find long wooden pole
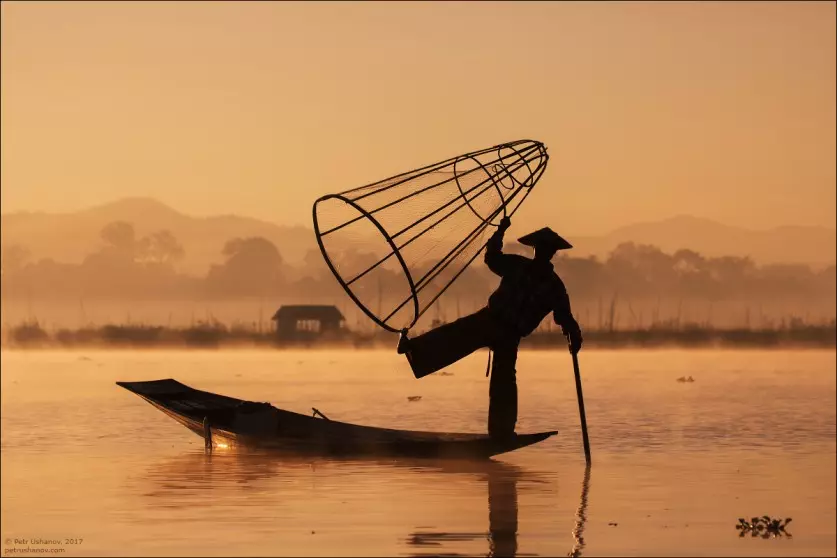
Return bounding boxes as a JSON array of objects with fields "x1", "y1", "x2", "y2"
[{"x1": 571, "y1": 350, "x2": 592, "y2": 465}]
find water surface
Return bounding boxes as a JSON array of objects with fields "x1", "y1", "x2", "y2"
[{"x1": 2, "y1": 349, "x2": 835, "y2": 556}]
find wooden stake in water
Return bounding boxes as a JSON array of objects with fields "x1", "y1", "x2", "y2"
[
  {"x1": 571, "y1": 349, "x2": 592, "y2": 465},
  {"x1": 203, "y1": 416, "x2": 213, "y2": 452}
]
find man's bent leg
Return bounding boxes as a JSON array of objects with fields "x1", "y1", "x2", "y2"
[
  {"x1": 405, "y1": 309, "x2": 493, "y2": 379},
  {"x1": 488, "y1": 339, "x2": 519, "y2": 439}
]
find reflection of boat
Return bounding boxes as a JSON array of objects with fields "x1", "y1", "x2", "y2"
[{"x1": 117, "y1": 379, "x2": 557, "y2": 459}]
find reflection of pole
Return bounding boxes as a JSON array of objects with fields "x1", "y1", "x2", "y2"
[{"x1": 568, "y1": 464, "x2": 591, "y2": 558}]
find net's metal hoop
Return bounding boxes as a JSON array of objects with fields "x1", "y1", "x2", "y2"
[
  {"x1": 453, "y1": 154, "x2": 507, "y2": 226},
  {"x1": 313, "y1": 194, "x2": 419, "y2": 333},
  {"x1": 497, "y1": 140, "x2": 544, "y2": 189},
  {"x1": 492, "y1": 163, "x2": 516, "y2": 190},
  {"x1": 313, "y1": 139, "x2": 550, "y2": 333}
]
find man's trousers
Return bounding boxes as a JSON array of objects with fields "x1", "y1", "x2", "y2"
[{"x1": 404, "y1": 308, "x2": 520, "y2": 437}]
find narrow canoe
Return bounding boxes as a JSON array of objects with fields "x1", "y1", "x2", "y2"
[{"x1": 117, "y1": 379, "x2": 557, "y2": 459}]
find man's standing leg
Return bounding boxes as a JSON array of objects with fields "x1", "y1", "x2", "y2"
[{"x1": 488, "y1": 338, "x2": 519, "y2": 439}]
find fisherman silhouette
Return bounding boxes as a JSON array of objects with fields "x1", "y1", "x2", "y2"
[{"x1": 397, "y1": 216, "x2": 583, "y2": 440}]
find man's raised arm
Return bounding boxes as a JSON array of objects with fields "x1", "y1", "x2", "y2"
[{"x1": 484, "y1": 216, "x2": 513, "y2": 277}]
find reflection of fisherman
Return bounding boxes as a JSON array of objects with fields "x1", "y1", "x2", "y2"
[
  {"x1": 405, "y1": 462, "x2": 522, "y2": 557},
  {"x1": 487, "y1": 464, "x2": 519, "y2": 557},
  {"x1": 397, "y1": 216, "x2": 583, "y2": 440}
]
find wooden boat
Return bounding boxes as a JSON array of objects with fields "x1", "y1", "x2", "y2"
[{"x1": 117, "y1": 379, "x2": 557, "y2": 459}]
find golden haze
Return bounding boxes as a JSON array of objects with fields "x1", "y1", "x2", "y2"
[{"x1": 1, "y1": 1, "x2": 835, "y2": 235}]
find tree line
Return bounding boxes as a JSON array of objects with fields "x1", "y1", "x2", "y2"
[{"x1": 1, "y1": 221, "x2": 834, "y2": 328}]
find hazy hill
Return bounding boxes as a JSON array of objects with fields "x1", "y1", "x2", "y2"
[
  {"x1": 0, "y1": 198, "x2": 316, "y2": 275},
  {"x1": 1, "y1": 198, "x2": 834, "y2": 274},
  {"x1": 566, "y1": 215, "x2": 835, "y2": 267}
]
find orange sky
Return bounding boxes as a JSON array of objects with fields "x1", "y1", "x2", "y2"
[{"x1": 1, "y1": 1, "x2": 835, "y2": 235}]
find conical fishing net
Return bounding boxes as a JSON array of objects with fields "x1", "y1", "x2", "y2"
[{"x1": 314, "y1": 139, "x2": 549, "y2": 333}]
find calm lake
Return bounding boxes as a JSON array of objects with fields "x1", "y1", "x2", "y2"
[{"x1": 1, "y1": 349, "x2": 835, "y2": 557}]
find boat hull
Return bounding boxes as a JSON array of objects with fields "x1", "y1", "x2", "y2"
[{"x1": 117, "y1": 379, "x2": 557, "y2": 459}]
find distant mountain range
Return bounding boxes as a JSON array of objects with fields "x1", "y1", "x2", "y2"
[
  {"x1": 568, "y1": 215, "x2": 836, "y2": 268},
  {"x1": 1, "y1": 197, "x2": 834, "y2": 274},
  {"x1": 1, "y1": 198, "x2": 316, "y2": 275}
]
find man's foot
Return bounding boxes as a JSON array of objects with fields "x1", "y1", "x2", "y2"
[
  {"x1": 488, "y1": 430, "x2": 517, "y2": 444},
  {"x1": 396, "y1": 329, "x2": 411, "y2": 355}
]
